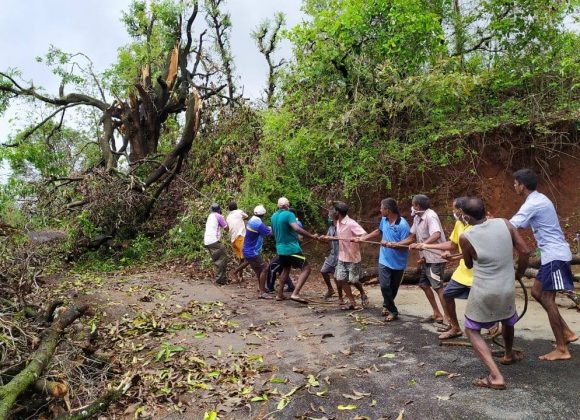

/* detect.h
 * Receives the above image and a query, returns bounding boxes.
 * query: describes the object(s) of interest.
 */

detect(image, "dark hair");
[228,201,238,211]
[513,168,538,191]
[462,197,486,220]
[412,194,430,210]
[210,203,221,213]
[453,196,468,211]
[381,198,400,215]
[333,201,349,217]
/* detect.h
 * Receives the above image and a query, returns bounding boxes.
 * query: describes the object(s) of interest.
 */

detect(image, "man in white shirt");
[204,203,229,285]
[226,201,249,281]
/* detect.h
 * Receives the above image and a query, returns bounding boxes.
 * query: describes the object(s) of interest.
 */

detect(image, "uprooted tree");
[0,0,240,247]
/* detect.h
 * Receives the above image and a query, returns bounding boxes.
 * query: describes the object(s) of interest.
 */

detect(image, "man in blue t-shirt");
[356,198,411,321]
[243,205,273,299]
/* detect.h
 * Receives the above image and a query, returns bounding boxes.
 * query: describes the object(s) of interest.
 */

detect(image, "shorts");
[464,312,519,331]
[320,261,337,275]
[231,236,244,260]
[246,255,266,276]
[335,261,362,284]
[537,260,574,292]
[419,262,446,290]
[443,279,471,300]
[278,253,308,270]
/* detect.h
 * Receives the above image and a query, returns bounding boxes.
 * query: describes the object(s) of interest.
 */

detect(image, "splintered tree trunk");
[0,304,88,420]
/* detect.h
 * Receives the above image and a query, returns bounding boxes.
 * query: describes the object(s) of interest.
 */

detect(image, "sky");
[0,0,305,181]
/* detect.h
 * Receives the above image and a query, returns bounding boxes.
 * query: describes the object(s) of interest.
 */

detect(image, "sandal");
[340,304,358,311]
[439,330,463,340]
[258,293,272,300]
[324,289,335,299]
[472,377,506,390]
[361,294,369,307]
[436,324,452,333]
[382,308,390,316]
[385,314,398,322]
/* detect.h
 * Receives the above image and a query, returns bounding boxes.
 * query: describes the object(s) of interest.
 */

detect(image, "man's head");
[380,198,399,217]
[228,201,238,211]
[412,194,430,213]
[277,197,290,209]
[333,201,349,218]
[253,205,267,218]
[452,196,468,221]
[210,203,221,214]
[461,197,486,225]
[513,168,538,194]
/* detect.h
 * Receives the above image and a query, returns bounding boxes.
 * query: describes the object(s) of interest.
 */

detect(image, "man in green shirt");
[271,197,319,303]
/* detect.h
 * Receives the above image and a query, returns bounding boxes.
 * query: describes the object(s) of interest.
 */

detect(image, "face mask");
[411,207,424,217]
[326,218,333,226]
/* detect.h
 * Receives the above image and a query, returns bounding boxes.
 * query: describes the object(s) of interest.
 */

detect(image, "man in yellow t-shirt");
[416,197,472,340]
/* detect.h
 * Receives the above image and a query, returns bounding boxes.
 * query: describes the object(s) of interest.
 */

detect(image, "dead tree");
[205,0,237,107]
[0,2,223,235]
[252,12,286,108]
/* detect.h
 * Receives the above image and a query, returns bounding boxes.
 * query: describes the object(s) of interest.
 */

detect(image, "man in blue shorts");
[460,197,530,390]
[510,168,578,361]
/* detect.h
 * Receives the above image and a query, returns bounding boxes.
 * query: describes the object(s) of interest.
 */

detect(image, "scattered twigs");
[0,303,88,420]
[56,374,139,420]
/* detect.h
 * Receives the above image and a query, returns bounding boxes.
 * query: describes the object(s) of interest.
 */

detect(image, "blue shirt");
[510,191,572,264]
[379,216,410,270]
[243,216,272,259]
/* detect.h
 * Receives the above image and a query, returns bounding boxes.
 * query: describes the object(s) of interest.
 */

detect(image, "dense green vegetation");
[0,0,578,263]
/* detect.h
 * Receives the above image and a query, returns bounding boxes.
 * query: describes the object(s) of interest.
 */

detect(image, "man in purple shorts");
[459,197,530,390]
[510,168,578,360]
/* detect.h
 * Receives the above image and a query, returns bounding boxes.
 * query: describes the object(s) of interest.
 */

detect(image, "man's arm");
[290,222,318,239]
[396,232,416,246]
[504,220,531,279]
[356,228,381,242]
[414,240,455,252]
[459,235,476,269]
[409,231,441,249]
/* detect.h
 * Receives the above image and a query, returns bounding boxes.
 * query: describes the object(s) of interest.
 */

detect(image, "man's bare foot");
[564,332,578,344]
[539,348,571,361]
[499,349,524,365]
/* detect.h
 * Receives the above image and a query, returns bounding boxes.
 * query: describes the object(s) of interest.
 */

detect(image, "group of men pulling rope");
[203,168,577,389]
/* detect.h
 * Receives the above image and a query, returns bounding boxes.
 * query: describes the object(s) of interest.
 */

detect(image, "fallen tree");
[0,304,89,420]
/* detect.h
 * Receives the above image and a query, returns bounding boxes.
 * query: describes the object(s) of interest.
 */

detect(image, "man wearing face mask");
[319,209,343,303]
[415,197,471,339]
[399,194,448,324]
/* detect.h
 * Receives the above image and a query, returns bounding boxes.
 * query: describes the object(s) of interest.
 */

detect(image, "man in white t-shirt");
[226,201,249,281]
[204,203,229,285]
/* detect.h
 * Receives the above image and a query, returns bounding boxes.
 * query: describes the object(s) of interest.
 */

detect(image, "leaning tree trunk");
[0,304,88,420]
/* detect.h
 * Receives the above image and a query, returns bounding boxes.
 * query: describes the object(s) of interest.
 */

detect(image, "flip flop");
[324,289,335,299]
[361,294,370,307]
[472,377,506,390]
[340,304,358,311]
[499,350,524,365]
[275,297,285,301]
[439,330,463,340]
[382,308,390,316]
[258,293,272,300]
[290,295,309,304]
[385,314,398,322]
[437,324,452,333]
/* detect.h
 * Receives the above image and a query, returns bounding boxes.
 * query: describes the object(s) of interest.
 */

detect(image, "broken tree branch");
[0,304,88,420]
